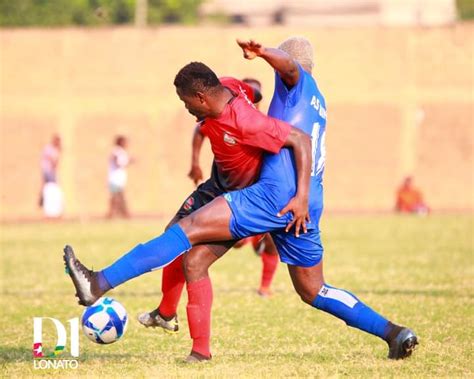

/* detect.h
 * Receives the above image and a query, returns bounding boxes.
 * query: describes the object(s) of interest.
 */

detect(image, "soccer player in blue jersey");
[64,38,417,362]
[235,36,418,360]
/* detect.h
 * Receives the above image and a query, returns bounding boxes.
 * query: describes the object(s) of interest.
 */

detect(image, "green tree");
[457,0,474,19]
[0,0,203,27]
[148,0,203,24]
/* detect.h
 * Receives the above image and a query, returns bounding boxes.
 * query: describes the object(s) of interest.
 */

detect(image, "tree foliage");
[457,0,474,20]
[0,0,203,27]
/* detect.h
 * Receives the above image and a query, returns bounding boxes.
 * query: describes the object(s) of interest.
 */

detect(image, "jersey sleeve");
[237,105,291,154]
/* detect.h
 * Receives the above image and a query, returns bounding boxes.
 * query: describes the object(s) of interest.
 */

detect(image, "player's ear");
[196,91,206,104]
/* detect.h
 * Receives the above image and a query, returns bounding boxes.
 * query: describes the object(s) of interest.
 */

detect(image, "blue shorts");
[225,181,324,267]
[271,229,323,267]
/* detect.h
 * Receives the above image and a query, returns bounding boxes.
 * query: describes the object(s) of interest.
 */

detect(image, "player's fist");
[188,164,203,186]
[236,39,265,60]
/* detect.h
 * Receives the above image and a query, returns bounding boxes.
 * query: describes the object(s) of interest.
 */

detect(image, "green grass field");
[1,214,472,377]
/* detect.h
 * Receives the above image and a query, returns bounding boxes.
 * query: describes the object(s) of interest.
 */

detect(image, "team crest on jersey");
[183,196,195,212]
[223,132,237,146]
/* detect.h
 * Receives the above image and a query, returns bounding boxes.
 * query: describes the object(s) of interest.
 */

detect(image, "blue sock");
[101,224,191,288]
[312,283,390,340]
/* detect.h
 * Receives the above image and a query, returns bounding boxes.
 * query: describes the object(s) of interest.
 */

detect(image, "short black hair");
[174,62,220,96]
[115,135,126,146]
[242,77,262,89]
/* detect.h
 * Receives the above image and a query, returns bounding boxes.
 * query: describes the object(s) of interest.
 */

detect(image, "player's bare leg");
[288,262,418,360]
[183,242,232,363]
[117,192,130,218]
[106,193,118,219]
[177,196,233,243]
[64,196,233,306]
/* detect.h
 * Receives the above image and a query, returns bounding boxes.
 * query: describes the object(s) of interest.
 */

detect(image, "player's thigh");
[183,241,235,282]
[287,262,325,304]
[178,196,233,244]
[225,183,293,239]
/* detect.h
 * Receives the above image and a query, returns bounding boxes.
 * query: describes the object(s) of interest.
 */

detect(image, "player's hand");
[236,39,265,60]
[188,164,203,186]
[277,196,310,237]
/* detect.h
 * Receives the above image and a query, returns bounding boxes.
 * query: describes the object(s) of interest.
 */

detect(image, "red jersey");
[200,77,291,190]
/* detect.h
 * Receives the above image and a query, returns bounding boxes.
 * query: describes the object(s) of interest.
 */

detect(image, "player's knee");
[178,213,200,235]
[183,252,208,281]
[297,289,316,305]
[295,281,324,305]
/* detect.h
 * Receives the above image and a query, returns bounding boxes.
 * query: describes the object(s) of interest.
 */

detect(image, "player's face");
[176,88,209,119]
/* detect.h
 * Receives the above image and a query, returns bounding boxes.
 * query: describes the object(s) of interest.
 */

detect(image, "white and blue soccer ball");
[81,297,128,344]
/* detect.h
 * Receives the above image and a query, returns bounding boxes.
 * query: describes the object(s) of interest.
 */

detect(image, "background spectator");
[395,176,430,215]
[39,134,63,218]
[107,135,132,219]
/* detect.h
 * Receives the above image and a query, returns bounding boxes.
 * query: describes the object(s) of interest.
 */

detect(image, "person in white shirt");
[40,134,61,184]
[39,134,63,218]
[107,135,131,218]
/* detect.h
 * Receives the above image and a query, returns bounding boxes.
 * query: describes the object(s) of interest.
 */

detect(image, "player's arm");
[237,39,299,88]
[240,109,311,236]
[188,123,205,186]
[279,127,311,236]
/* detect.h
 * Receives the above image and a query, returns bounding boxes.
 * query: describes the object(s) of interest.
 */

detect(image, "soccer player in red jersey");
[62,64,310,363]
[137,78,279,338]
[137,77,277,335]
[65,62,311,361]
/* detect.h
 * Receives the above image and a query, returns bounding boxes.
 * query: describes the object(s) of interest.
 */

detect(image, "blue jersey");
[260,63,327,225]
[225,63,327,265]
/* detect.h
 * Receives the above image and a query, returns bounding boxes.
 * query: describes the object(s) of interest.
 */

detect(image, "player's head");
[278,36,314,73]
[242,77,262,93]
[242,77,263,109]
[51,134,61,149]
[115,135,127,148]
[174,62,221,119]
[403,176,413,187]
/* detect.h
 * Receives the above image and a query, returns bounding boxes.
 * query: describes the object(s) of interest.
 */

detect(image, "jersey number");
[311,122,326,177]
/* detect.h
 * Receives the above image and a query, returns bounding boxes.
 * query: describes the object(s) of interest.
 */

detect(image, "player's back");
[262,64,327,222]
[200,77,289,190]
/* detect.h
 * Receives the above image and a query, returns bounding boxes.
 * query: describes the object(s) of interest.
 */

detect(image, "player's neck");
[209,87,234,118]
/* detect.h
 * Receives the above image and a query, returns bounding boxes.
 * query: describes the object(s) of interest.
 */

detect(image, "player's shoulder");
[220,77,253,98]
[219,76,240,88]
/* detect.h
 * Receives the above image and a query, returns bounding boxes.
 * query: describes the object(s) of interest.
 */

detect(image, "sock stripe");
[318,284,358,308]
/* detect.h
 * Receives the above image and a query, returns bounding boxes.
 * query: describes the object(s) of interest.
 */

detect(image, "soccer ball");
[81,297,128,344]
